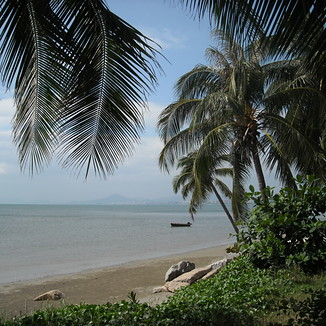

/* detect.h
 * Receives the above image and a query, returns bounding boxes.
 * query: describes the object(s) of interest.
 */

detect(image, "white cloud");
[144,101,165,130]
[143,27,187,50]
[0,162,7,174]
[0,160,16,175]
[0,98,15,129]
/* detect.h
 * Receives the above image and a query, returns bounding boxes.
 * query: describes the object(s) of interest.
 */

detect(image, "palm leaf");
[178,0,326,73]
[0,0,161,177]
[57,0,161,177]
[0,0,66,173]
[157,99,201,143]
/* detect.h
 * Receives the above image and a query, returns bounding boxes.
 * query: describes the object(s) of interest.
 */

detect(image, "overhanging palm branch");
[1,0,66,173]
[0,0,162,177]
[177,0,326,74]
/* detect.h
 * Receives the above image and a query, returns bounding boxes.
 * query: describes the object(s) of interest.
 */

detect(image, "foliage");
[172,150,238,232]
[238,175,326,273]
[158,31,325,224]
[179,0,326,77]
[1,301,155,326]
[270,286,326,326]
[0,0,161,177]
[156,255,290,325]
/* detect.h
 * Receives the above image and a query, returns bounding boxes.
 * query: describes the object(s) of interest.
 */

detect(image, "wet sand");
[0,244,232,319]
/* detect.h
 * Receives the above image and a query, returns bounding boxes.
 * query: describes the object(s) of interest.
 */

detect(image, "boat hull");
[170,222,192,227]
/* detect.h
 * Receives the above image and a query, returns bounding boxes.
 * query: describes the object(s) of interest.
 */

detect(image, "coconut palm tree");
[0,0,161,177]
[177,0,326,76]
[173,150,239,233]
[158,33,324,216]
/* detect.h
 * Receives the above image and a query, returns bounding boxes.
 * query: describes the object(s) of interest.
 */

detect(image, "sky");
[0,1,262,204]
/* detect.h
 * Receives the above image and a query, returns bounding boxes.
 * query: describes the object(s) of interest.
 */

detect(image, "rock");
[201,258,234,280]
[153,286,169,293]
[34,290,65,301]
[156,256,238,294]
[164,280,189,293]
[172,265,212,284]
[165,261,195,282]
[211,258,232,270]
[201,268,221,280]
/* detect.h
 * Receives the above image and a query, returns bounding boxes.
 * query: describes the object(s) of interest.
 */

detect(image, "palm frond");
[0,0,162,177]
[57,0,161,177]
[178,0,326,73]
[157,99,201,143]
[158,127,198,172]
[262,112,325,182]
[174,64,224,99]
[0,0,66,173]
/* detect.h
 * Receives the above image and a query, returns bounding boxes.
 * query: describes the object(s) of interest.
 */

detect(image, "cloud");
[0,98,19,173]
[0,162,7,174]
[122,136,163,172]
[143,27,187,50]
[0,98,15,129]
[143,101,165,130]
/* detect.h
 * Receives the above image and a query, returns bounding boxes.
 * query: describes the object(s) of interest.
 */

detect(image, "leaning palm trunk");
[211,185,239,233]
[251,143,267,197]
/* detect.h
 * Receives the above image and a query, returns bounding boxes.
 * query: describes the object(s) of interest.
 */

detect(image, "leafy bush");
[156,255,291,326]
[238,175,326,273]
[1,301,156,326]
[270,286,326,326]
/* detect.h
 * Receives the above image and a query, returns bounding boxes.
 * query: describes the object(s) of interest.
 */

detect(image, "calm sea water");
[0,204,236,284]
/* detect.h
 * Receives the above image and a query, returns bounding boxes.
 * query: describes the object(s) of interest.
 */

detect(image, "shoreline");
[0,244,233,318]
[0,241,233,286]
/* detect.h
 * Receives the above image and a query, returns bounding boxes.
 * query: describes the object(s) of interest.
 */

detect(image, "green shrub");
[238,175,326,273]
[156,255,291,325]
[1,301,156,326]
[269,286,326,326]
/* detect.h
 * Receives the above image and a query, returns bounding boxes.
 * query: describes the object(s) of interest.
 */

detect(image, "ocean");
[0,204,236,284]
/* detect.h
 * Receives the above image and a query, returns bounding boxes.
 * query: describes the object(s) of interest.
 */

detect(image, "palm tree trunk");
[251,143,267,196]
[211,185,239,234]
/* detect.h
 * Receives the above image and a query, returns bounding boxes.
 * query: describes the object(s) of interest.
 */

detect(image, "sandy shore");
[0,244,232,319]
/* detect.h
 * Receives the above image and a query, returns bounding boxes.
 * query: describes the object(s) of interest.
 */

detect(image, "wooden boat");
[170,222,192,227]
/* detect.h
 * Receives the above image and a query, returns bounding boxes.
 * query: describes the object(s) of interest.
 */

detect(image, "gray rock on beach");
[201,258,232,280]
[33,290,65,301]
[165,261,195,282]
[211,258,232,270]
[172,265,212,284]
[157,257,236,293]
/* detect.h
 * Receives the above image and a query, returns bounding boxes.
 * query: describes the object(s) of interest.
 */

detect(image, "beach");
[0,244,230,319]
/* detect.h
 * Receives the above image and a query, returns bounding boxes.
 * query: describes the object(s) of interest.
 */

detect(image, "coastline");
[0,244,232,318]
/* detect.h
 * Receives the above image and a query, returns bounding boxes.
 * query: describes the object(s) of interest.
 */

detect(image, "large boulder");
[211,258,232,270]
[157,257,237,293]
[172,265,212,284]
[164,280,190,292]
[165,261,195,282]
[34,290,65,301]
